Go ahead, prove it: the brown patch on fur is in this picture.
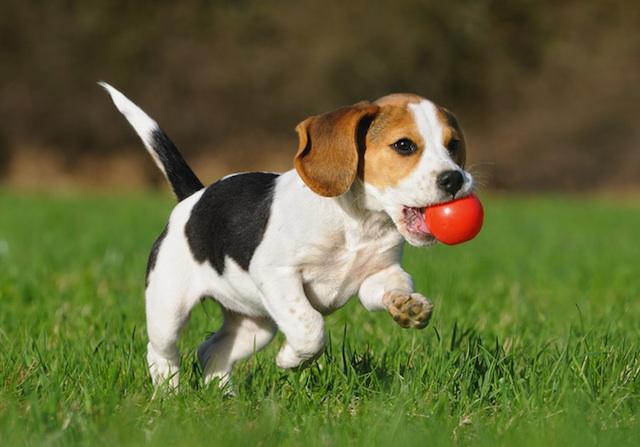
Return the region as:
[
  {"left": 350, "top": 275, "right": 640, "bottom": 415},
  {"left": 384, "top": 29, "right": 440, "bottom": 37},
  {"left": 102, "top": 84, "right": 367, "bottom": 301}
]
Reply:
[
  {"left": 294, "top": 102, "right": 379, "bottom": 197},
  {"left": 293, "top": 94, "right": 465, "bottom": 194},
  {"left": 437, "top": 106, "right": 466, "bottom": 167},
  {"left": 360, "top": 102, "right": 424, "bottom": 189},
  {"left": 374, "top": 93, "right": 423, "bottom": 108}
]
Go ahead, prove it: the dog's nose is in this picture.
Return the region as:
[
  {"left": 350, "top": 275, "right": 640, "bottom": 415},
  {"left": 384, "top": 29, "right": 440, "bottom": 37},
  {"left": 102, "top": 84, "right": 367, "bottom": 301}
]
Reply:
[{"left": 437, "top": 170, "right": 464, "bottom": 196}]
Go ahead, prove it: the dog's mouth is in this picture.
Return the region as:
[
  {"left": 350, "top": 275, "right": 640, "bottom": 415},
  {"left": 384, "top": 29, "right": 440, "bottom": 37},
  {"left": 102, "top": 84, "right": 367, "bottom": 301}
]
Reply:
[
  {"left": 401, "top": 206, "right": 433, "bottom": 241},
  {"left": 399, "top": 193, "right": 472, "bottom": 244}
]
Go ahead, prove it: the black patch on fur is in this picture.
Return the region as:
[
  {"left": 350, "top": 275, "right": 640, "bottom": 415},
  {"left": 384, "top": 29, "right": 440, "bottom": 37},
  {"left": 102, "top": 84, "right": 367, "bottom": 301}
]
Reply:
[
  {"left": 145, "top": 224, "right": 168, "bottom": 288},
  {"left": 151, "top": 129, "right": 204, "bottom": 201},
  {"left": 185, "top": 172, "right": 279, "bottom": 275}
]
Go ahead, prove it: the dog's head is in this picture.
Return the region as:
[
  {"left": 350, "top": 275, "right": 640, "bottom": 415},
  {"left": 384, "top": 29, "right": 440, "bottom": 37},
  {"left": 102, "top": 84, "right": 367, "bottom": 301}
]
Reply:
[{"left": 294, "top": 94, "right": 473, "bottom": 246}]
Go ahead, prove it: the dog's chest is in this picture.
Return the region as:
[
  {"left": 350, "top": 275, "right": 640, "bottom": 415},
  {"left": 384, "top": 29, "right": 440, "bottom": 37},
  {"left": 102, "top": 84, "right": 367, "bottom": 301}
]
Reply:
[{"left": 299, "top": 220, "right": 403, "bottom": 313}]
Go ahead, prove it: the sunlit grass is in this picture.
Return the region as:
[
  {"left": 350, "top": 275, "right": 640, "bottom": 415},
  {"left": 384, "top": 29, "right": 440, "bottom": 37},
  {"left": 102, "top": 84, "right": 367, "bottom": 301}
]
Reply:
[{"left": 0, "top": 191, "right": 638, "bottom": 446}]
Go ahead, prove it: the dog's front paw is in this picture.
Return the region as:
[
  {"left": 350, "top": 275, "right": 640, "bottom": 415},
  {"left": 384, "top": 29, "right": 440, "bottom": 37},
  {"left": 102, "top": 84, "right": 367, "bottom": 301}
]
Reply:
[
  {"left": 383, "top": 290, "right": 433, "bottom": 329},
  {"left": 276, "top": 342, "right": 322, "bottom": 370}
]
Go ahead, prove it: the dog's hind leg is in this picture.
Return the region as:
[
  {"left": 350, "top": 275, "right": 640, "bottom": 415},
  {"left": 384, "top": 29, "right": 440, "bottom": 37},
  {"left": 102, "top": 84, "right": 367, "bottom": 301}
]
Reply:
[
  {"left": 198, "top": 309, "right": 277, "bottom": 389},
  {"left": 145, "top": 276, "right": 195, "bottom": 389}
]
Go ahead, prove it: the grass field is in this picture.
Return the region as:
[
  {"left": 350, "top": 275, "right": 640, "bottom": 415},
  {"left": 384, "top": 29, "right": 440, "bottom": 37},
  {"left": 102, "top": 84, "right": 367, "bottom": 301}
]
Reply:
[{"left": 1, "top": 191, "right": 639, "bottom": 446}]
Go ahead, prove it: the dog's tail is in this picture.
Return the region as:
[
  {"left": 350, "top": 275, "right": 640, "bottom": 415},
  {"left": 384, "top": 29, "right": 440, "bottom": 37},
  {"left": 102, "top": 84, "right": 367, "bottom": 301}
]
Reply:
[{"left": 99, "top": 82, "right": 204, "bottom": 201}]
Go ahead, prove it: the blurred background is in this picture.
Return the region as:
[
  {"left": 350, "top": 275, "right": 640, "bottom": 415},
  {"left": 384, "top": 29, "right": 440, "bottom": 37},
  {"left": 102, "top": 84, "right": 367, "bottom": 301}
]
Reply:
[{"left": 0, "top": 0, "right": 638, "bottom": 192}]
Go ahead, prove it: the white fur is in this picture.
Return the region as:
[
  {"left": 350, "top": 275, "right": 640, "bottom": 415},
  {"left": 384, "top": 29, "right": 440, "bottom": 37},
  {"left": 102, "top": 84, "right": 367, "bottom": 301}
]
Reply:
[
  {"left": 112, "top": 91, "right": 474, "bottom": 389},
  {"left": 98, "top": 82, "right": 167, "bottom": 177}
]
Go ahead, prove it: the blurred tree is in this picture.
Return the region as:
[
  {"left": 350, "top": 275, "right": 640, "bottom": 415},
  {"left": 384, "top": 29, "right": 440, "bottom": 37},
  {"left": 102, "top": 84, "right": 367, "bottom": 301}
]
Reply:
[
  {"left": 0, "top": 0, "right": 637, "bottom": 189},
  {"left": 0, "top": 130, "right": 8, "bottom": 178}
]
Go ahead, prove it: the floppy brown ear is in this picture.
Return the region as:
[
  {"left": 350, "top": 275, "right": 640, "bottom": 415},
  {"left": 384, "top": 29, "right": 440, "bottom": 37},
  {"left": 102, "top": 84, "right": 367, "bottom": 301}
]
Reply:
[{"left": 294, "top": 102, "right": 379, "bottom": 197}]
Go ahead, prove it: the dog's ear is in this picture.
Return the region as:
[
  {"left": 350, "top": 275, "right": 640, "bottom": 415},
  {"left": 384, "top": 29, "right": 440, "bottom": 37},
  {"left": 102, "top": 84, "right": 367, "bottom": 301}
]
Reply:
[{"left": 294, "top": 102, "right": 379, "bottom": 197}]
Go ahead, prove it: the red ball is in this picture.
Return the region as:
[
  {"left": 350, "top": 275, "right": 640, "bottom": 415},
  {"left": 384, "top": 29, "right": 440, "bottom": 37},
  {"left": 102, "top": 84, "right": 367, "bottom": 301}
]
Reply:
[{"left": 424, "top": 194, "right": 484, "bottom": 245}]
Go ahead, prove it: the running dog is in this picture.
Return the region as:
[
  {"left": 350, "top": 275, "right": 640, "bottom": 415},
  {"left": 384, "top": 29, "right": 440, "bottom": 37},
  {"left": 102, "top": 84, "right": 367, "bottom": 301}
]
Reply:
[{"left": 100, "top": 83, "right": 473, "bottom": 388}]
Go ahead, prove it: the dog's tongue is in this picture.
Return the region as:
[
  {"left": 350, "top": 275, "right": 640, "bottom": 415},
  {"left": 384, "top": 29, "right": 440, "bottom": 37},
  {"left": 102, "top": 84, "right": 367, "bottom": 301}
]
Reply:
[
  {"left": 405, "top": 207, "right": 431, "bottom": 235},
  {"left": 417, "top": 214, "right": 430, "bottom": 234}
]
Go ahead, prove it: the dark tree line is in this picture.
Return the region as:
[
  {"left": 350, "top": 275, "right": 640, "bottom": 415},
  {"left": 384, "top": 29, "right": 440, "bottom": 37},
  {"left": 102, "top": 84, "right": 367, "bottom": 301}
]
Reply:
[{"left": 1, "top": 0, "right": 638, "bottom": 190}]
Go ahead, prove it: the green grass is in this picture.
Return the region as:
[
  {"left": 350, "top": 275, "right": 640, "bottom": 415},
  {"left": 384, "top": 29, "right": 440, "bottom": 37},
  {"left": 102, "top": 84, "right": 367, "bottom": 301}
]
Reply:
[{"left": 0, "top": 191, "right": 638, "bottom": 446}]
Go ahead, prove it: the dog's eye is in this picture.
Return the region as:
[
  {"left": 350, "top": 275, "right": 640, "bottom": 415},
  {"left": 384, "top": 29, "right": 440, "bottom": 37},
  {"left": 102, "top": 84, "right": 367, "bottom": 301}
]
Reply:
[
  {"left": 447, "top": 139, "right": 460, "bottom": 154},
  {"left": 390, "top": 138, "right": 417, "bottom": 155}
]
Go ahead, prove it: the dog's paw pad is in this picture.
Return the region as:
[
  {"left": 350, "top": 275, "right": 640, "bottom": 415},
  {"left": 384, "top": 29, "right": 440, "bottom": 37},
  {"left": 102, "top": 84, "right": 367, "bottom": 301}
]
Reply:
[{"left": 383, "top": 290, "right": 433, "bottom": 329}]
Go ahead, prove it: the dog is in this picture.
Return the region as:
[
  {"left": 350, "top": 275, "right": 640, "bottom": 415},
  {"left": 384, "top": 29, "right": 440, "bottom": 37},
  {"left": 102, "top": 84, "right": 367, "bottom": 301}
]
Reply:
[{"left": 100, "top": 83, "right": 474, "bottom": 389}]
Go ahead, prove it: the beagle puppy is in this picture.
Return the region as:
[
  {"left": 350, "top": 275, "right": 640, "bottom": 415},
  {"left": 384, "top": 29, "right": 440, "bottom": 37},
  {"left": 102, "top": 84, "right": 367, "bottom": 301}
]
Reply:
[{"left": 100, "top": 84, "right": 473, "bottom": 389}]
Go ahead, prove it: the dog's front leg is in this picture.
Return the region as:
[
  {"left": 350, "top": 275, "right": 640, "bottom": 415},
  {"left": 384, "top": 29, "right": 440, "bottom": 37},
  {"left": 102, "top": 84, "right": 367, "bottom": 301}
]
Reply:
[
  {"left": 359, "top": 264, "right": 434, "bottom": 329},
  {"left": 255, "top": 270, "right": 325, "bottom": 369}
]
